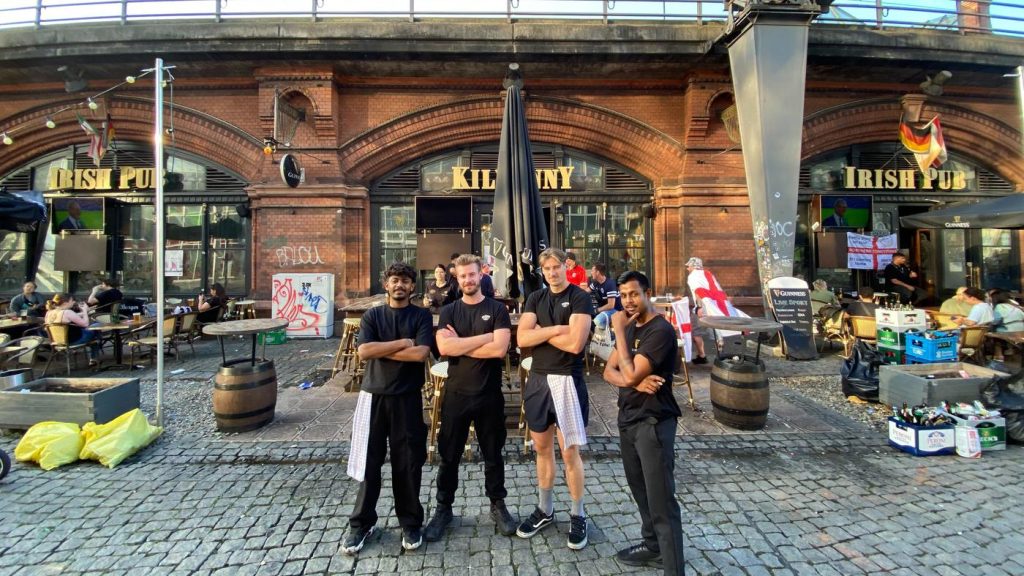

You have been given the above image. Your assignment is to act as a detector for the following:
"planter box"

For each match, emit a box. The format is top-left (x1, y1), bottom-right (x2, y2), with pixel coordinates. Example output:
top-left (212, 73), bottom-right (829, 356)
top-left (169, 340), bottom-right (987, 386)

top-left (0, 377), bottom-right (140, 429)
top-left (879, 363), bottom-right (1008, 407)
top-left (887, 417), bottom-right (956, 456)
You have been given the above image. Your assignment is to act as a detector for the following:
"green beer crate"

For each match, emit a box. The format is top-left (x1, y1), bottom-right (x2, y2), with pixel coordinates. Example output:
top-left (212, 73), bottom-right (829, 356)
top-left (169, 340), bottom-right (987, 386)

top-left (877, 327), bottom-right (907, 348)
top-left (257, 328), bottom-right (287, 345)
top-left (878, 344), bottom-right (905, 365)
top-left (949, 414), bottom-right (1006, 451)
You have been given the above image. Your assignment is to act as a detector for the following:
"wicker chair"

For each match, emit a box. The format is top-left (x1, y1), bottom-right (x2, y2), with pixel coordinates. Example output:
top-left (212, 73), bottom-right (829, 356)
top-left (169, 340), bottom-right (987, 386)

top-left (174, 311), bottom-right (198, 357)
top-left (1, 336), bottom-right (46, 378)
top-left (958, 325), bottom-right (990, 364)
top-left (844, 315), bottom-right (877, 357)
top-left (127, 316), bottom-right (181, 367)
top-left (43, 324), bottom-right (91, 376)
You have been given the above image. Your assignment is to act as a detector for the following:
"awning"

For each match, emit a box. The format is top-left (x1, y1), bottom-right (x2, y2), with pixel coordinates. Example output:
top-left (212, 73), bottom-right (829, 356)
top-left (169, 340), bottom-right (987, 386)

top-left (899, 194), bottom-right (1024, 230)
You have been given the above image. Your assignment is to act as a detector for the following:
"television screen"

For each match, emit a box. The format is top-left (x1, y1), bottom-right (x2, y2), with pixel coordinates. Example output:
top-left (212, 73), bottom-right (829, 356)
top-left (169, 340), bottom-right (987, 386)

top-left (52, 197), bottom-right (105, 233)
top-left (415, 196), bottom-right (473, 231)
top-left (820, 195), bottom-right (871, 230)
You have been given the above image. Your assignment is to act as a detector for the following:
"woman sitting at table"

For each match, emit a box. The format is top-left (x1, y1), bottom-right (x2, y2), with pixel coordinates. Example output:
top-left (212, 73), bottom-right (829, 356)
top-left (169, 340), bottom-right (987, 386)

top-left (196, 283), bottom-right (226, 323)
top-left (989, 289), bottom-right (1024, 362)
top-left (45, 293), bottom-right (100, 366)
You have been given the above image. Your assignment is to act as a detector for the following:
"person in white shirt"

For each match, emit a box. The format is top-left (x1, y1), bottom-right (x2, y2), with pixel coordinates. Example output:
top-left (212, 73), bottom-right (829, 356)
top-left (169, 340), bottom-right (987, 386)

top-left (952, 287), bottom-right (993, 327)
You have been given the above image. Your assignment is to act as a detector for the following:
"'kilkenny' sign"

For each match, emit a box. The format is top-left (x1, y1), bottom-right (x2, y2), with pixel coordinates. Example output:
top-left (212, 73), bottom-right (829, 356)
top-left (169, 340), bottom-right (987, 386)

top-left (452, 166), bottom-right (575, 190)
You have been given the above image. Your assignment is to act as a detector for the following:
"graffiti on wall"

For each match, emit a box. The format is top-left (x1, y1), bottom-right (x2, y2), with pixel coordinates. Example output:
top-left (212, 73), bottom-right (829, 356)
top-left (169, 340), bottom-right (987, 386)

top-left (275, 245), bottom-right (325, 267)
top-left (272, 277), bottom-right (330, 333)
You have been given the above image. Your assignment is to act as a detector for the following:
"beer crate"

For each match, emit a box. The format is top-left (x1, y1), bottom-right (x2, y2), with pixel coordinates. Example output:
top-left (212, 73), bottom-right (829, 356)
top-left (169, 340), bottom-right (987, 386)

top-left (879, 362), bottom-right (1009, 407)
top-left (906, 331), bottom-right (958, 362)
top-left (876, 327), bottom-right (915, 348)
top-left (948, 414), bottom-right (1007, 451)
top-left (875, 309), bottom-right (928, 332)
top-left (887, 417), bottom-right (956, 456)
top-left (257, 328), bottom-right (287, 345)
top-left (878, 344), bottom-right (905, 365)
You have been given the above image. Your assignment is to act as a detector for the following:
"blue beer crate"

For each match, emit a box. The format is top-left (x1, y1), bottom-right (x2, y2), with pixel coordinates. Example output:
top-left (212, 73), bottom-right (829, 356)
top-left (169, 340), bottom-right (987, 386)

top-left (906, 331), bottom-right (958, 362)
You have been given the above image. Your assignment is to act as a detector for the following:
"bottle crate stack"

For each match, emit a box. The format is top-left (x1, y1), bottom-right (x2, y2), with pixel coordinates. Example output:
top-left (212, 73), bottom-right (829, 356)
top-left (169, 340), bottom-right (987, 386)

top-left (905, 330), bottom-right (959, 364)
top-left (876, 308), bottom-right (927, 365)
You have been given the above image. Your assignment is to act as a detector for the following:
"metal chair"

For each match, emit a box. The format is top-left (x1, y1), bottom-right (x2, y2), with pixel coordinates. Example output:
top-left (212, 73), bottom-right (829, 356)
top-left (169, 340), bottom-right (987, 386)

top-left (127, 316), bottom-right (181, 367)
top-left (0, 333), bottom-right (9, 347)
top-left (0, 336), bottom-right (45, 378)
top-left (174, 311), bottom-right (198, 357)
top-left (43, 324), bottom-right (91, 376)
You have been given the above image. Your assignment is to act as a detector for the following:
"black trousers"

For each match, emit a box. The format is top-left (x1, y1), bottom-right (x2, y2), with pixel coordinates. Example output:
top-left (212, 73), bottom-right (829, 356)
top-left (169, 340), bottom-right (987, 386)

top-left (350, 390), bottom-right (427, 530)
top-left (435, 386), bottom-right (508, 506)
top-left (891, 285), bottom-right (927, 305)
top-left (620, 417), bottom-right (685, 576)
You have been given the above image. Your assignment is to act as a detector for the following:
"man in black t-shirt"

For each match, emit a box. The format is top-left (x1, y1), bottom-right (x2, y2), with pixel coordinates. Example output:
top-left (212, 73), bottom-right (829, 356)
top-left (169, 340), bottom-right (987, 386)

top-left (342, 263), bottom-right (433, 556)
top-left (589, 262), bottom-right (623, 338)
top-left (884, 252), bottom-right (926, 305)
top-left (515, 248), bottom-right (594, 551)
top-left (87, 278), bottom-right (123, 312)
top-left (603, 271), bottom-right (684, 575)
top-left (424, 254), bottom-right (517, 542)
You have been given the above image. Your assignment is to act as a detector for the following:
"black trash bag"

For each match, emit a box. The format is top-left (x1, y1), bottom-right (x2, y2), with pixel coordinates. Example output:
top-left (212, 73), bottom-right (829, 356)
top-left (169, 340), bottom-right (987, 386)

top-left (982, 371), bottom-right (1024, 443)
top-left (841, 339), bottom-right (881, 402)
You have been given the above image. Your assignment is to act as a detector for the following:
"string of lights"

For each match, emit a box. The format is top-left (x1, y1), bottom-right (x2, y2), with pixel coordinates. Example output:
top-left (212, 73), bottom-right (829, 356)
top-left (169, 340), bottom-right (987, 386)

top-left (0, 66), bottom-right (166, 147)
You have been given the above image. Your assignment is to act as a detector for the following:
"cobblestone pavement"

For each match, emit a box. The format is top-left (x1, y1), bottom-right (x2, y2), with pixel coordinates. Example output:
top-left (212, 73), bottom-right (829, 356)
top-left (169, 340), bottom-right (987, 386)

top-left (2, 338), bottom-right (1023, 575)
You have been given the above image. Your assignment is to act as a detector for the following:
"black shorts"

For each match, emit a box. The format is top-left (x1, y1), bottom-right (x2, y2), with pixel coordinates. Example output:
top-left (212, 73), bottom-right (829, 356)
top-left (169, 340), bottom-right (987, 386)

top-left (523, 372), bottom-right (589, 433)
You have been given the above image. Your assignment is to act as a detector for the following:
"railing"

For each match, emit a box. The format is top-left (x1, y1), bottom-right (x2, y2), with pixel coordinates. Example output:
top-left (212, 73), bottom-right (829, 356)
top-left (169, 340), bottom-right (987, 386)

top-left (0, 0), bottom-right (1021, 37)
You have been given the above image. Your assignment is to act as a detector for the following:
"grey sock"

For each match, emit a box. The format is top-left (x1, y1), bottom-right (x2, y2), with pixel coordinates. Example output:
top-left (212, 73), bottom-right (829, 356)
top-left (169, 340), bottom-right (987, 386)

top-left (571, 497), bottom-right (585, 517)
top-left (539, 487), bottom-right (553, 515)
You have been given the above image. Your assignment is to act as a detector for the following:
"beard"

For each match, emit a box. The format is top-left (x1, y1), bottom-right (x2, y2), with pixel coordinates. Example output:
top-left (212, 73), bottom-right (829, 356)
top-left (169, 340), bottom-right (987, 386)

top-left (461, 283), bottom-right (479, 296)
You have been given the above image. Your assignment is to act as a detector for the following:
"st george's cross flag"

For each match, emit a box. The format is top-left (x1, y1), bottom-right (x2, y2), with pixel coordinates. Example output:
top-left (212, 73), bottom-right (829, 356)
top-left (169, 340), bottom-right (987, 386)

top-left (687, 267), bottom-right (749, 340)
top-left (671, 297), bottom-right (693, 363)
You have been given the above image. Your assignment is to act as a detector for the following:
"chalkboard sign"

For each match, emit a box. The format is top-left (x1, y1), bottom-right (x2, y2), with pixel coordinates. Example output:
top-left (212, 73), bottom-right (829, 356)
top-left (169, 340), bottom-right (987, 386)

top-left (767, 282), bottom-right (817, 360)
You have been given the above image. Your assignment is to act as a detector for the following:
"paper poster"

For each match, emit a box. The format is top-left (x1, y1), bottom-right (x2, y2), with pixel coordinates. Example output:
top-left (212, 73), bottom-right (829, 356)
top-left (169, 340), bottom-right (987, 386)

top-left (164, 249), bottom-right (183, 277)
top-left (848, 232), bottom-right (897, 270)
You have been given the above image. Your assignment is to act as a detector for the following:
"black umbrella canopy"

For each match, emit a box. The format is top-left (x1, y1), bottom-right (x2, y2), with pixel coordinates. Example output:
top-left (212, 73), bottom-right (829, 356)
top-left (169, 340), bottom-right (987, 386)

top-left (900, 194), bottom-right (1024, 229)
top-left (0, 190), bottom-right (46, 232)
top-left (491, 81), bottom-right (549, 301)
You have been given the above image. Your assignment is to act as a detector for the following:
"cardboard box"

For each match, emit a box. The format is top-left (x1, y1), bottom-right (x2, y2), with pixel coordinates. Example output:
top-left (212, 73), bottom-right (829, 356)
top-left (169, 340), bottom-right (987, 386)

top-left (876, 309), bottom-right (928, 332)
top-left (887, 417), bottom-right (956, 456)
top-left (949, 414), bottom-right (1007, 451)
top-left (879, 362), bottom-right (1008, 407)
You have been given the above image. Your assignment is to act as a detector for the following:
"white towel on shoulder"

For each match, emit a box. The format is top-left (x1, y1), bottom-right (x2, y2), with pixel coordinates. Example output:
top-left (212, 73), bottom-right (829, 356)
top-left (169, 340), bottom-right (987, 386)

top-left (547, 374), bottom-right (587, 448)
top-left (346, 391), bottom-right (373, 482)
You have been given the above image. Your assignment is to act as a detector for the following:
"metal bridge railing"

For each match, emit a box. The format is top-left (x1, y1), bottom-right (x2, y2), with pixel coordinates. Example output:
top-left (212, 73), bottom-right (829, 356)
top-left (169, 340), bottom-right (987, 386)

top-left (0, 1), bottom-right (1020, 38)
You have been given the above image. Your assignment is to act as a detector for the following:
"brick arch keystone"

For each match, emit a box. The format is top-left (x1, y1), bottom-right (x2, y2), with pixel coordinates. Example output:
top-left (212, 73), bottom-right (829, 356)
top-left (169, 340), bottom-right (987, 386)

top-left (0, 97), bottom-right (265, 181)
top-left (338, 96), bottom-right (687, 185)
top-left (803, 98), bottom-right (1023, 187)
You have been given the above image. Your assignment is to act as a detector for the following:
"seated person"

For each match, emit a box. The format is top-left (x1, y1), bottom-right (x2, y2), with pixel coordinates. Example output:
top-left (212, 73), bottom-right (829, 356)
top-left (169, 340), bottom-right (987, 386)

top-left (810, 279), bottom-right (839, 316)
top-left (991, 289), bottom-right (1024, 332)
top-left (45, 293), bottom-right (100, 366)
top-left (87, 278), bottom-right (123, 313)
top-left (951, 287), bottom-right (993, 327)
top-left (845, 286), bottom-right (878, 318)
top-left (939, 287), bottom-right (974, 316)
top-left (589, 262), bottom-right (622, 336)
top-left (10, 281), bottom-right (46, 318)
top-left (196, 283), bottom-right (226, 323)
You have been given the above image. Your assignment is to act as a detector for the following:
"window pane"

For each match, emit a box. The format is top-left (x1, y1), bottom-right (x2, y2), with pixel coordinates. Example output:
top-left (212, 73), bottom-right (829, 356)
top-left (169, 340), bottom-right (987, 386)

top-left (563, 204), bottom-right (602, 268)
top-left (378, 205), bottom-right (416, 285)
top-left (164, 205), bottom-right (204, 295)
top-left (167, 154), bottom-right (207, 190)
top-left (982, 229), bottom-right (1011, 247)
top-left (34, 157), bottom-right (72, 191)
top-left (0, 230), bottom-right (28, 293)
top-left (208, 205), bottom-right (247, 296)
top-left (34, 226), bottom-right (61, 294)
top-left (122, 205), bottom-right (156, 295)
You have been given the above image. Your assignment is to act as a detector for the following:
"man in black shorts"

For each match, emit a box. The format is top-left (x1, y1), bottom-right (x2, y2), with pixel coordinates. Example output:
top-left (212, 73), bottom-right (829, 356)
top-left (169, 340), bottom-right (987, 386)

top-left (515, 247), bottom-right (594, 550)
top-left (424, 254), bottom-right (518, 541)
top-left (603, 271), bottom-right (685, 575)
top-left (342, 262), bottom-right (433, 555)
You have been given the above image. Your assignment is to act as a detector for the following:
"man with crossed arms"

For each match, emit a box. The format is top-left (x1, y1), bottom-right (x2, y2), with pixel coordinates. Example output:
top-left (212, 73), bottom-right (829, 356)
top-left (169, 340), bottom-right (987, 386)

top-left (424, 254), bottom-right (518, 540)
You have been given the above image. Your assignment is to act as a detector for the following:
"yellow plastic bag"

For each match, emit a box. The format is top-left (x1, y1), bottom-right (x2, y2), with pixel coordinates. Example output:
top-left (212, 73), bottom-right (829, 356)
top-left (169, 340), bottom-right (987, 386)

top-left (14, 421), bottom-right (84, 470)
top-left (80, 409), bottom-right (163, 468)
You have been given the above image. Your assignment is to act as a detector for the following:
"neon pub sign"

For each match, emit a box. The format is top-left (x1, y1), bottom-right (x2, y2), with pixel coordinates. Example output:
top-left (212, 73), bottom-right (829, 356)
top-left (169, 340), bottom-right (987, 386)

top-left (451, 166), bottom-right (575, 190)
top-left (47, 166), bottom-right (157, 191)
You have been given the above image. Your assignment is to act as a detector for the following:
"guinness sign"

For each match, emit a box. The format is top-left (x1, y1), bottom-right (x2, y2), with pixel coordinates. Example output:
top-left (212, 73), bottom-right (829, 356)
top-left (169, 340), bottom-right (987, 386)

top-left (280, 154), bottom-right (302, 188)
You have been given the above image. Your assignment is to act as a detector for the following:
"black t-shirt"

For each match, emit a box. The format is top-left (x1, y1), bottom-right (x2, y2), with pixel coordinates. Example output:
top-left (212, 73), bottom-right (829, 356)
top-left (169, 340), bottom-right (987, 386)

top-left (439, 298), bottom-right (511, 394)
top-left (425, 280), bottom-right (449, 312)
top-left (358, 304), bottom-right (433, 395)
top-left (846, 300), bottom-right (877, 318)
top-left (95, 288), bottom-right (123, 309)
top-left (589, 277), bottom-right (622, 312)
top-left (884, 263), bottom-right (914, 291)
top-left (198, 296), bottom-right (224, 323)
top-left (524, 284), bottom-right (594, 377)
top-left (480, 274), bottom-right (496, 299)
top-left (619, 314), bottom-right (682, 426)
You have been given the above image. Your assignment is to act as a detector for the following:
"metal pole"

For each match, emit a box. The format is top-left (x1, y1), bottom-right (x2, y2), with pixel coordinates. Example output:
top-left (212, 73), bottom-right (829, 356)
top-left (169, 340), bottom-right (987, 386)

top-left (121, 0), bottom-right (127, 25)
top-left (215, 0), bottom-right (222, 23)
top-left (34, 0), bottom-right (42, 28)
top-left (1017, 65), bottom-right (1024, 156)
top-left (154, 57), bottom-right (166, 427)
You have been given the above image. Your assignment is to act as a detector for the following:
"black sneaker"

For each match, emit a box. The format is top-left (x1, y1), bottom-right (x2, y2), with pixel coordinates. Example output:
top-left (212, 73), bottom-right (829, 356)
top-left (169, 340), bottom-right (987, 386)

top-left (402, 527), bottom-right (423, 551)
top-left (341, 525), bottom-right (375, 555)
top-left (424, 505), bottom-right (453, 542)
top-left (515, 507), bottom-right (555, 538)
top-left (567, 515), bottom-right (588, 550)
top-left (692, 355), bottom-right (708, 365)
top-left (616, 542), bottom-right (662, 567)
top-left (490, 500), bottom-right (517, 536)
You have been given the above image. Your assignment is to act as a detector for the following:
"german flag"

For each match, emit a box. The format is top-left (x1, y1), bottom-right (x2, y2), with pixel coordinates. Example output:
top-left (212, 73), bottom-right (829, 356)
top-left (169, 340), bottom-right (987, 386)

top-left (899, 115), bottom-right (947, 175)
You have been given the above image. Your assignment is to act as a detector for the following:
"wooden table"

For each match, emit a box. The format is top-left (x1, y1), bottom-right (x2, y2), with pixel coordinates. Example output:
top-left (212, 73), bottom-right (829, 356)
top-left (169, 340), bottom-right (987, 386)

top-left (90, 320), bottom-right (151, 371)
top-left (0, 316), bottom-right (43, 335)
top-left (699, 316), bottom-right (783, 362)
top-left (233, 299), bottom-right (257, 320)
top-left (203, 318), bottom-right (290, 365)
top-left (339, 295), bottom-right (387, 319)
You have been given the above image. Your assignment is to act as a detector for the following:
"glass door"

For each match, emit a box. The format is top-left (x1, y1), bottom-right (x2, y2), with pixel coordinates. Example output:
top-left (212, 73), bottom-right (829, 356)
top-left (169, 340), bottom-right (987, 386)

top-left (561, 202), bottom-right (648, 280)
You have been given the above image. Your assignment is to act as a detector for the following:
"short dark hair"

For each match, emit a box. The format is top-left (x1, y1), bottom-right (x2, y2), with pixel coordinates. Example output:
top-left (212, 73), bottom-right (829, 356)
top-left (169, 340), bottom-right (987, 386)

top-left (990, 288), bottom-right (1013, 306)
top-left (964, 287), bottom-right (985, 300)
top-left (857, 286), bottom-right (874, 299)
top-left (566, 252), bottom-right (578, 262)
top-left (103, 277), bottom-right (120, 288)
top-left (386, 262), bottom-right (417, 282)
top-left (592, 262), bottom-right (608, 276)
top-left (450, 252), bottom-right (461, 261)
top-left (617, 271), bottom-right (650, 292)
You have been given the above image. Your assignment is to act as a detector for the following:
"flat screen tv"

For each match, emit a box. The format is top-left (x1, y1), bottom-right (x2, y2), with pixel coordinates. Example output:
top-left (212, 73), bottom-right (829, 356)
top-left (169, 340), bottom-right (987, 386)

top-left (415, 196), bottom-right (473, 231)
top-left (820, 194), bottom-right (872, 230)
top-left (51, 196), bottom-right (105, 233)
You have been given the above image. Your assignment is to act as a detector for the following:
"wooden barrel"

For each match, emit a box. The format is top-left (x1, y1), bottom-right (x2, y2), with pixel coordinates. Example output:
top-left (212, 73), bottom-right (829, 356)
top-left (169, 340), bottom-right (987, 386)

top-left (710, 357), bottom-right (769, 430)
top-left (213, 358), bottom-right (277, 432)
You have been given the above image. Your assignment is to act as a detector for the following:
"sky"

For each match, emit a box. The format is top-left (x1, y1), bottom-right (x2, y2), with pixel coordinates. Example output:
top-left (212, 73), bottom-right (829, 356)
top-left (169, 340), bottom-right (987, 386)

top-left (0, 0), bottom-right (1021, 36)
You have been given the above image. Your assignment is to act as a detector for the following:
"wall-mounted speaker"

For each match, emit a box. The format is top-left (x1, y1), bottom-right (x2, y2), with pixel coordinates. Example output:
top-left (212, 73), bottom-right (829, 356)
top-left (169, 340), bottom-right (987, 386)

top-left (235, 204), bottom-right (251, 219)
top-left (641, 203), bottom-right (657, 219)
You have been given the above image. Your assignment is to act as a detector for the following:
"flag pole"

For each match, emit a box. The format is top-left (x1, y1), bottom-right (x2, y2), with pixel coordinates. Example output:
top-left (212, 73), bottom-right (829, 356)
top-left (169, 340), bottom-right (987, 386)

top-left (154, 58), bottom-right (165, 427)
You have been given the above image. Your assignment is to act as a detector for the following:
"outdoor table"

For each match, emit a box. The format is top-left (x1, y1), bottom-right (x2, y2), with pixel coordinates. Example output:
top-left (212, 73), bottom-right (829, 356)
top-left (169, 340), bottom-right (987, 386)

top-left (202, 318), bottom-right (289, 432)
top-left (89, 321), bottom-right (140, 371)
top-left (0, 316), bottom-right (43, 335)
top-left (339, 294), bottom-right (387, 319)
top-left (987, 331), bottom-right (1024, 362)
top-left (698, 316), bottom-right (783, 431)
top-left (233, 299), bottom-right (257, 319)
